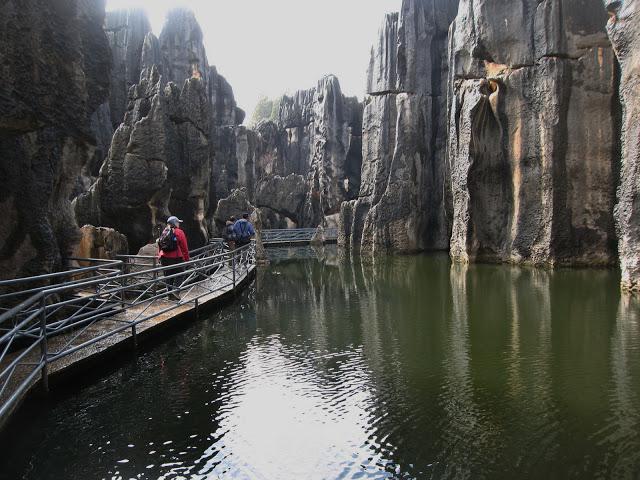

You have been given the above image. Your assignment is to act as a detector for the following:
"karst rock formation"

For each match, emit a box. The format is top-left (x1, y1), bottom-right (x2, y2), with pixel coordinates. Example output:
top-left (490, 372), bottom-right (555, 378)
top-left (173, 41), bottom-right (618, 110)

top-left (74, 8), bottom-right (244, 253)
top-left (215, 74), bottom-right (363, 232)
top-left (447, 0), bottom-right (618, 267)
top-left (605, 0), bottom-right (640, 290)
top-left (2, 0), bottom-right (640, 291)
top-left (0, 0), bottom-right (110, 280)
top-left (339, 0), bottom-right (458, 253)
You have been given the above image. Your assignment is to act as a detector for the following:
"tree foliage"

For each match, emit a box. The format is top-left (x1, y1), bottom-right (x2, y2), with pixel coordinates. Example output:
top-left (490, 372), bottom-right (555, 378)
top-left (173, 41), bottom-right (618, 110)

top-left (249, 95), bottom-right (282, 126)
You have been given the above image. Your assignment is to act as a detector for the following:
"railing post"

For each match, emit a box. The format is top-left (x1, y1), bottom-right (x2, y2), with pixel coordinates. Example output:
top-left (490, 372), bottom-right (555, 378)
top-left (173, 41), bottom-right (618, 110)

top-left (131, 322), bottom-right (137, 349)
top-left (39, 295), bottom-right (49, 394)
top-left (232, 250), bottom-right (236, 289)
top-left (119, 262), bottom-right (126, 309)
top-left (152, 257), bottom-right (158, 297)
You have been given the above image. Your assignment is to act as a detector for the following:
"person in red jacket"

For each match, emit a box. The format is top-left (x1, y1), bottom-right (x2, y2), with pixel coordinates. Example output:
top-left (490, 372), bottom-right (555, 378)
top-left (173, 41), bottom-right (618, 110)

top-left (158, 216), bottom-right (190, 301)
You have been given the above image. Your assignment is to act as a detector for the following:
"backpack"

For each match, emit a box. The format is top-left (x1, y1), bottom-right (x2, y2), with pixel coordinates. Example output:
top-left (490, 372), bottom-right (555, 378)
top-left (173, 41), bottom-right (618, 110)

top-left (158, 227), bottom-right (178, 252)
top-left (223, 224), bottom-right (237, 242)
top-left (237, 220), bottom-right (251, 242)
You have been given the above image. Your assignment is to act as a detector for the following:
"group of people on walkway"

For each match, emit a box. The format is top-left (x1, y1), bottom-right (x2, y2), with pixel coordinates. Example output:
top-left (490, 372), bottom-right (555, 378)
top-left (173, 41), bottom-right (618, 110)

top-left (156, 213), bottom-right (255, 301)
top-left (221, 213), bottom-right (256, 250)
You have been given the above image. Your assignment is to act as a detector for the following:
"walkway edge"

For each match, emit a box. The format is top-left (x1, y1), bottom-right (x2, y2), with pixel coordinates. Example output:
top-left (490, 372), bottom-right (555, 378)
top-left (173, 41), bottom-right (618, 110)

top-left (0, 267), bottom-right (256, 433)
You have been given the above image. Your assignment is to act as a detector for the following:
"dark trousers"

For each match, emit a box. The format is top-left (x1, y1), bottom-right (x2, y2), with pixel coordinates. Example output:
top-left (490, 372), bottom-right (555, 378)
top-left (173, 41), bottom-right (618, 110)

top-left (160, 257), bottom-right (184, 292)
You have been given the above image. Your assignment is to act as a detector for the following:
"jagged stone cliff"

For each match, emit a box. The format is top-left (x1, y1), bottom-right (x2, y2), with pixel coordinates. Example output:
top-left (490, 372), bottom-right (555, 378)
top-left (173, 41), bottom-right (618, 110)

top-left (105, 9), bottom-right (152, 127)
top-left (340, 0), bottom-right (458, 253)
top-left (605, 0), bottom-right (640, 289)
top-left (80, 10), bottom-right (151, 195)
top-left (76, 9), bottom-right (245, 253)
top-left (271, 75), bottom-right (363, 227)
top-left (215, 75), bottom-right (363, 231)
top-left (447, 0), bottom-right (618, 266)
top-left (0, 0), bottom-right (110, 280)
top-left (75, 64), bottom-right (214, 253)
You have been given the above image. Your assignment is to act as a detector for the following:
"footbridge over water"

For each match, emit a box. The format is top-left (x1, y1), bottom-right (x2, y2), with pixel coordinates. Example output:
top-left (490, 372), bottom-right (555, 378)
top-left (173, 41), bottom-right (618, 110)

top-left (0, 241), bottom-right (256, 430)
top-left (261, 228), bottom-right (338, 247)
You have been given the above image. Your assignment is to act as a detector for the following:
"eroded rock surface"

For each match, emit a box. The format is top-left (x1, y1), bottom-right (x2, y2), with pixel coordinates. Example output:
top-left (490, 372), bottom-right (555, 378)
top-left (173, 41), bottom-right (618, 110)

top-left (75, 66), bottom-right (212, 252)
top-left (0, 0), bottom-right (110, 279)
top-left (212, 188), bottom-right (254, 234)
top-left (211, 75), bottom-right (363, 231)
top-left (341, 0), bottom-right (457, 253)
top-left (605, 0), bottom-right (640, 289)
top-left (448, 0), bottom-right (618, 266)
top-left (257, 76), bottom-right (363, 228)
top-left (78, 8), bottom-right (246, 253)
top-left (105, 9), bottom-right (152, 127)
top-left (73, 225), bottom-right (129, 261)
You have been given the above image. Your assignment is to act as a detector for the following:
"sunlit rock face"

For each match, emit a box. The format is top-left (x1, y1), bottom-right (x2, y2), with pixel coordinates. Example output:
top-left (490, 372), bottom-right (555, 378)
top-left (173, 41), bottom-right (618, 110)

top-left (226, 75), bottom-right (363, 231)
top-left (73, 225), bottom-right (129, 262)
top-left (294, 75), bottom-right (363, 227)
top-left (448, 0), bottom-right (619, 266)
top-left (341, 0), bottom-right (458, 254)
top-left (605, 0), bottom-right (640, 289)
top-left (267, 75), bottom-right (364, 228)
top-left (0, 0), bottom-right (110, 279)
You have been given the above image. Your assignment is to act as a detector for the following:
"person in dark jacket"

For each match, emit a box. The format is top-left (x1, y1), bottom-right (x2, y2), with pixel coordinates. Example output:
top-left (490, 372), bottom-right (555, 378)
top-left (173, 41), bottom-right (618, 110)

top-left (158, 216), bottom-right (190, 301)
top-left (233, 213), bottom-right (255, 247)
top-left (222, 216), bottom-right (237, 250)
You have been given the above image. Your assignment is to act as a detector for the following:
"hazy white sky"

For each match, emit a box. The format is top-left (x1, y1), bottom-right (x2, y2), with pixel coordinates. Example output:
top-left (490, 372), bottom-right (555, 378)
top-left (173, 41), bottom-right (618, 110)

top-left (106, 0), bottom-right (398, 122)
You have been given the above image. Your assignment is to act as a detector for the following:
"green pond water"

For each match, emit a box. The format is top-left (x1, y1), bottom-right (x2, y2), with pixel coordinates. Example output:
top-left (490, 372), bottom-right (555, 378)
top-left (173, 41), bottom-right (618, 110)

top-left (1, 247), bottom-right (639, 479)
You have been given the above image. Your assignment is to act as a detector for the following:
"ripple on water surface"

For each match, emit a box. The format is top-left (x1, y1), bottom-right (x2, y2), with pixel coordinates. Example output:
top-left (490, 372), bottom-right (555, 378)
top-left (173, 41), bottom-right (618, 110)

top-left (0, 250), bottom-right (639, 480)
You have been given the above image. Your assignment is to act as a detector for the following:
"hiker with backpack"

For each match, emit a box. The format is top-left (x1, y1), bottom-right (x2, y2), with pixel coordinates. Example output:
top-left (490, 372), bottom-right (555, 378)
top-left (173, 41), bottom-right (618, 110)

top-left (158, 216), bottom-right (190, 301)
top-left (233, 213), bottom-right (255, 247)
top-left (222, 216), bottom-right (237, 250)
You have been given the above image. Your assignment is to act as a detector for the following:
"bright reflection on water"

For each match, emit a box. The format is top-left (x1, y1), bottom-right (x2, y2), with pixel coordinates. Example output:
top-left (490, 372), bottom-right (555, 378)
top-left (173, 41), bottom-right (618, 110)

top-left (1, 247), bottom-right (640, 479)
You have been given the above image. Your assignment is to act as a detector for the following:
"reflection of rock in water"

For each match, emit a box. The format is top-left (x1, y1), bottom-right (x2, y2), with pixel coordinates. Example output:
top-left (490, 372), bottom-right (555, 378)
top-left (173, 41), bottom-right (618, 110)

top-left (605, 294), bottom-right (640, 477)
top-left (436, 262), bottom-right (497, 477)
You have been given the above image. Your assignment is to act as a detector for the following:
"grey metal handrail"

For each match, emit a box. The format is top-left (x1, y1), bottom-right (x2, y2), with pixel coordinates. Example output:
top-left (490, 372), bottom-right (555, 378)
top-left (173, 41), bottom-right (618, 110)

top-left (261, 228), bottom-right (338, 244)
top-left (0, 240), bottom-right (256, 427)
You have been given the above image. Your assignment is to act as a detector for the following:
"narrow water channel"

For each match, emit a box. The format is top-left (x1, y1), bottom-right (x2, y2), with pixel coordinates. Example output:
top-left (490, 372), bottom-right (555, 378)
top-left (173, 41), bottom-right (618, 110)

top-left (1, 247), bottom-right (639, 479)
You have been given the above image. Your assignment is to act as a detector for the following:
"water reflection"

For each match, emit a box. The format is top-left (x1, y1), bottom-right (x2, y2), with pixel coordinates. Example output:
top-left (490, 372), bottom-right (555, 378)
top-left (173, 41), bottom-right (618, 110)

top-left (0, 249), bottom-right (639, 479)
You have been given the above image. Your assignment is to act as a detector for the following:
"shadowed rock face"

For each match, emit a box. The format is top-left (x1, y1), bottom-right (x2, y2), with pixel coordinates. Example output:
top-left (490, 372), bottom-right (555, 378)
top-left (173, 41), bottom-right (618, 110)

top-left (341, 0), bottom-right (458, 253)
top-left (605, 0), bottom-right (640, 289)
top-left (159, 9), bottom-right (208, 86)
top-left (81, 10), bottom-right (150, 196)
top-left (75, 66), bottom-right (212, 253)
top-left (105, 9), bottom-right (152, 127)
top-left (77, 8), bottom-right (246, 253)
top-left (448, 0), bottom-right (618, 266)
top-left (0, 0), bottom-right (110, 280)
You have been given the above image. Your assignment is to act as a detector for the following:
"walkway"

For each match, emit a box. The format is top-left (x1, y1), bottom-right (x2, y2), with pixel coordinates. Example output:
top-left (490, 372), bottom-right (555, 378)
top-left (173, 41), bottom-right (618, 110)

top-left (0, 241), bottom-right (255, 429)
top-left (261, 227), bottom-right (338, 246)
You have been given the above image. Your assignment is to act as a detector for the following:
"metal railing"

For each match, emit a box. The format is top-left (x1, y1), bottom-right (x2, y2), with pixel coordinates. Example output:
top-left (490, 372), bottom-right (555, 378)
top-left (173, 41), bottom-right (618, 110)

top-left (261, 228), bottom-right (338, 245)
top-left (0, 241), bottom-right (255, 424)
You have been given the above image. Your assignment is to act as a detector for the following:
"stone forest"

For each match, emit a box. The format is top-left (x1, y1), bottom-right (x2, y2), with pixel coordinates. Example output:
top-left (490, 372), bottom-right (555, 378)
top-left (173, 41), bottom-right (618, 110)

top-left (0, 1), bottom-right (639, 479)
